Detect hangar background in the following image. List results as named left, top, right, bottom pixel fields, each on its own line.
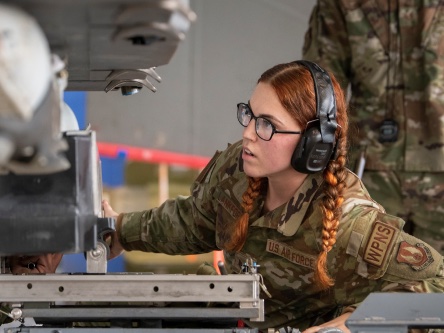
left=87, top=0, right=316, bottom=157
left=62, top=0, right=317, bottom=273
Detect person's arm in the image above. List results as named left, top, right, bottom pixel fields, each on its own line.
left=104, top=195, right=218, bottom=259
left=302, top=0, right=351, bottom=91
left=104, top=149, right=228, bottom=259
left=0, top=304, right=14, bottom=325
left=302, top=197, right=444, bottom=333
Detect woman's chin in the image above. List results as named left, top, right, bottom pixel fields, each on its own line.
left=243, top=165, right=262, bottom=178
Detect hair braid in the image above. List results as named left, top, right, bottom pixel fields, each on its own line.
left=314, top=127, right=348, bottom=290
left=222, top=177, right=264, bottom=252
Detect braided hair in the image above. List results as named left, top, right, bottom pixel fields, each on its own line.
left=222, top=62, right=348, bottom=290
left=221, top=176, right=266, bottom=252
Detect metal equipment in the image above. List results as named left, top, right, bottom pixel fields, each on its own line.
left=0, top=273, right=264, bottom=332
left=0, top=0, right=197, bottom=93
left=346, top=293, right=444, bottom=333
left=0, top=130, right=113, bottom=255
left=0, top=0, right=196, bottom=255
left=0, top=2, right=265, bottom=332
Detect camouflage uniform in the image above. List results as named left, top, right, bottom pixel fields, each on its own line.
left=302, top=0, right=444, bottom=253
left=118, top=141, right=444, bottom=331
left=0, top=305, right=12, bottom=326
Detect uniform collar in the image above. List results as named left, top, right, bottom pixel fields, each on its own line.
left=276, top=173, right=324, bottom=236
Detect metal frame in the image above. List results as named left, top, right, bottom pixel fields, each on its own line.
left=0, top=273, right=264, bottom=331
left=346, top=293, right=444, bottom=333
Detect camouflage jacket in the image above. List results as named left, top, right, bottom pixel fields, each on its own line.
left=303, top=0, right=444, bottom=171
left=0, top=305, right=12, bottom=326
left=118, top=141, right=444, bottom=330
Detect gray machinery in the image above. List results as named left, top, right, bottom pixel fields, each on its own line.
left=0, top=273, right=264, bottom=332
left=0, top=2, right=442, bottom=333
left=346, top=293, right=444, bottom=333
left=0, top=0, right=198, bottom=255
left=0, top=1, right=264, bottom=332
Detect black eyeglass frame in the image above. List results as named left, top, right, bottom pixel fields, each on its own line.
left=237, top=102, right=303, bottom=141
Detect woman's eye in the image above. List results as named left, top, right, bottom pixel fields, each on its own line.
left=263, top=119, right=274, bottom=129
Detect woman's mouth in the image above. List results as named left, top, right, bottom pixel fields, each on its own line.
left=243, top=147, right=254, bottom=157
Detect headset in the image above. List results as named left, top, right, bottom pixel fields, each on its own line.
left=290, top=60, right=338, bottom=174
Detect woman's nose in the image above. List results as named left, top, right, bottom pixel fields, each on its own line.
left=242, top=119, right=257, bottom=141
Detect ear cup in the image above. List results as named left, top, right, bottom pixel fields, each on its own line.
left=291, top=120, right=335, bottom=174
left=290, top=60, right=338, bottom=173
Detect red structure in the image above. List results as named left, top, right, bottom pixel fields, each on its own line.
left=97, top=142, right=211, bottom=170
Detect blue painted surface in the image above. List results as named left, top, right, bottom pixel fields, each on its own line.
left=101, top=151, right=127, bottom=188
left=64, top=91, right=87, bottom=129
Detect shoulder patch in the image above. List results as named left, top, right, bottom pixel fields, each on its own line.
left=396, top=241, right=434, bottom=271
left=363, top=221, right=397, bottom=267
left=385, top=232, right=443, bottom=279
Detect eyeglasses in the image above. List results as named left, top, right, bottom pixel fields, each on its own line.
left=237, top=102, right=303, bottom=141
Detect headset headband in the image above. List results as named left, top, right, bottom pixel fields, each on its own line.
left=295, top=60, right=338, bottom=144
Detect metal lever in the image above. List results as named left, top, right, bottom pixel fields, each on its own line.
left=85, top=217, right=116, bottom=273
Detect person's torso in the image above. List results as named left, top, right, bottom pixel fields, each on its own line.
left=210, top=142, right=391, bottom=329
left=195, top=141, right=444, bottom=330
left=341, top=0, right=444, bottom=171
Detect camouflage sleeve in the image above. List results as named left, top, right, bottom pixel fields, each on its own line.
left=333, top=205, right=444, bottom=314
left=302, top=0, right=351, bottom=90
left=117, top=150, right=224, bottom=255
left=0, top=304, right=12, bottom=325
left=380, top=230, right=444, bottom=294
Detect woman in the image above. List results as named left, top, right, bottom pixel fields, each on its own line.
left=103, top=61, right=444, bottom=333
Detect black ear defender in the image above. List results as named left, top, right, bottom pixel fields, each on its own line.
left=290, top=60, right=338, bottom=174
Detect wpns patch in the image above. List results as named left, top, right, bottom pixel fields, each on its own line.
left=396, top=241, right=434, bottom=271
left=363, top=221, right=397, bottom=267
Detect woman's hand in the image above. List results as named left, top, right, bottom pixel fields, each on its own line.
left=9, top=253, right=63, bottom=274
left=102, top=200, right=125, bottom=260
left=103, top=199, right=119, bottom=219
left=302, top=312, right=351, bottom=333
